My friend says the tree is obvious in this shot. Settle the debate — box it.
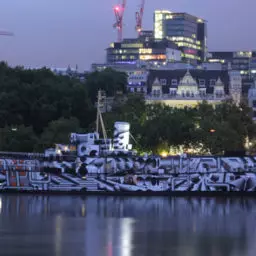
[0,125,38,152]
[139,104,197,153]
[0,62,94,134]
[37,117,81,151]
[195,101,256,154]
[102,94,146,150]
[86,68,127,102]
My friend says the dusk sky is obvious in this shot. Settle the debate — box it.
[0,0,255,71]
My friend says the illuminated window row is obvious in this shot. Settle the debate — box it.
[176,42,201,50]
[165,15,173,19]
[111,50,140,54]
[235,51,252,58]
[140,54,166,60]
[155,10,172,14]
[181,53,200,60]
[139,48,153,54]
[208,59,225,63]
[168,36,201,45]
[121,43,144,48]
[114,55,137,60]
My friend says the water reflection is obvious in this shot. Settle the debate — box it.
[0,195,255,256]
[120,218,133,256]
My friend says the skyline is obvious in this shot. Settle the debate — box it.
[0,0,255,71]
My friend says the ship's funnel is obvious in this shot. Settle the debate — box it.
[113,122,131,151]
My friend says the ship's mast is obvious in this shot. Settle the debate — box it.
[96,90,108,144]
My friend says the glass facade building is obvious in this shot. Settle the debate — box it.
[208,51,256,79]
[106,38,181,64]
[154,10,207,64]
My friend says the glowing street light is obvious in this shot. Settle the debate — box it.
[160,151,168,158]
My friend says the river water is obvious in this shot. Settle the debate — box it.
[0,195,255,256]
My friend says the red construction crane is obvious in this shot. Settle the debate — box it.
[113,0,126,42]
[135,0,145,36]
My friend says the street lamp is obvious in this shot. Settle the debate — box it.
[209,129,216,154]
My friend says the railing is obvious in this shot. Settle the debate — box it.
[0,151,44,160]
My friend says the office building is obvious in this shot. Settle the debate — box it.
[91,62,148,94]
[208,51,256,79]
[154,10,207,64]
[106,38,181,65]
[138,30,154,42]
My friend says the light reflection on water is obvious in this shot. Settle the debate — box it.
[0,195,255,256]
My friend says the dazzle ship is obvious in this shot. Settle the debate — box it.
[0,91,256,194]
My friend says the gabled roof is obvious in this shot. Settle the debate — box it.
[179,70,198,87]
[147,69,230,94]
[152,77,161,87]
[215,77,224,87]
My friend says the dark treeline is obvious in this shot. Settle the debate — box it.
[0,62,255,155]
[103,95,256,155]
[0,62,126,152]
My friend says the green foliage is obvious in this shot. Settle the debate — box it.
[0,62,255,155]
[195,101,255,154]
[37,117,81,150]
[86,68,127,102]
[0,62,95,134]
[103,97,256,155]
[0,63,129,152]
[103,94,146,148]
[141,104,197,153]
[0,125,37,152]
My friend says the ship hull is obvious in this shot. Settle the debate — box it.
[1,189,256,197]
[1,155,256,195]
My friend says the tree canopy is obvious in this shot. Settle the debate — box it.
[0,61,255,155]
[103,97,256,155]
[0,63,127,152]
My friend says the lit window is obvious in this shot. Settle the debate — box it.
[139,48,153,54]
